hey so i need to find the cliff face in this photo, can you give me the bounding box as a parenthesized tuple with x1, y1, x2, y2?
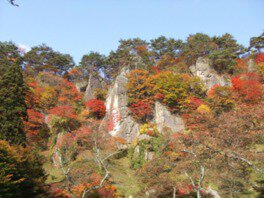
(101, 58, 233, 142)
(101, 69, 188, 143)
(189, 57, 230, 89)
(84, 74, 103, 101)
(102, 68, 139, 143)
(154, 102, 185, 133)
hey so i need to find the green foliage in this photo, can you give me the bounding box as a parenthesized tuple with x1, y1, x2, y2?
(79, 51, 106, 79)
(129, 134, 165, 169)
(24, 44, 75, 75)
(210, 33, 244, 74)
(152, 72, 205, 113)
(150, 36, 184, 59)
(0, 42, 27, 145)
(0, 140, 46, 197)
(127, 70, 206, 115)
(249, 32, 264, 53)
(183, 33, 216, 65)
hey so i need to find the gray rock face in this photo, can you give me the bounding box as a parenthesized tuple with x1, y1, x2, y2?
(84, 74, 103, 101)
(102, 68, 139, 143)
(189, 58, 230, 89)
(154, 102, 185, 133)
(205, 188, 221, 198)
(247, 59, 256, 72)
(75, 81, 88, 92)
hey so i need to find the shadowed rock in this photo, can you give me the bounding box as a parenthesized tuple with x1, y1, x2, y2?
(190, 58, 230, 89)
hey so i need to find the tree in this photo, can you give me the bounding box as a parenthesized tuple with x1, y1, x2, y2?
(0, 42, 27, 145)
(24, 109, 49, 149)
(210, 33, 245, 74)
(129, 101, 153, 123)
(24, 44, 75, 75)
(183, 33, 216, 65)
(249, 32, 264, 53)
(150, 36, 184, 60)
(105, 39, 151, 80)
(231, 72, 263, 103)
(84, 99, 106, 119)
(126, 69, 155, 106)
(208, 84, 235, 114)
(0, 140, 46, 197)
(79, 52, 106, 78)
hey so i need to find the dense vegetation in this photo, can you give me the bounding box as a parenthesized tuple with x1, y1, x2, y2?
(0, 32, 263, 197)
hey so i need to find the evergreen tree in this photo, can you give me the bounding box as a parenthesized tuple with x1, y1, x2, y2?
(0, 42, 27, 145)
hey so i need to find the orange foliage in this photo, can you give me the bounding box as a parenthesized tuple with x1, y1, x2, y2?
(84, 99, 106, 119)
(49, 105, 77, 120)
(255, 53, 264, 64)
(129, 101, 152, 122)
(24, 109, 46, 144)
(232, 72, 263, 103)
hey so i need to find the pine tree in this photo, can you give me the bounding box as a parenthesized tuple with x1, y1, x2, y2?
(0, 42, 27, 145)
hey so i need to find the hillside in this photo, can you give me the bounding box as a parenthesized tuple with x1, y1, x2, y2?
(0, 32, 264, 198)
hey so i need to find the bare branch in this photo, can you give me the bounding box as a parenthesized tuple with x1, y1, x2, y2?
(228, 153, 264, 174)
(7, 0, 19, 6)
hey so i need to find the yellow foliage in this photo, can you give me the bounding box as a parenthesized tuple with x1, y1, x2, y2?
(197, 104, 211, 114)
(139, 123, 158, 136)
(38, 86, 58, 109)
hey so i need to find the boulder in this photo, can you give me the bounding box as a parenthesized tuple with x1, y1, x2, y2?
(189, 58, 230, 89)
(154, 102, 185, 133)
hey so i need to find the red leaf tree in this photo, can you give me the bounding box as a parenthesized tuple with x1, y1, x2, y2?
(231, 72, 263, 103)
(84, 99, 106, 119)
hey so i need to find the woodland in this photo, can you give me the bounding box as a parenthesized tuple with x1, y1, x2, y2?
(0, 25, 264, 198)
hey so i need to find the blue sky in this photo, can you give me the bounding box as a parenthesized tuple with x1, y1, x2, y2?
(0, 0, 263, 63)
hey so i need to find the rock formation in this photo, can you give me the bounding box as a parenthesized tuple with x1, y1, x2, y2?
(102, 67, 139, 143)
(84, 74, 103, 101)
(154, 102, 185, 133)
(189, 57, 230, 89)
(75, 81, 88, 92)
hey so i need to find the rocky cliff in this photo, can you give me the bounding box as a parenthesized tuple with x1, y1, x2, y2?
(154, 102, 185, 133)
(189, 57, 230, 89)
(84, 74, 103, 101)
(101, 68, 139, 143)
(101, 68, 188, 143)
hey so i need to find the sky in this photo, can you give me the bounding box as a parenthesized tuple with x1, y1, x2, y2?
(0, 0, 263, 63)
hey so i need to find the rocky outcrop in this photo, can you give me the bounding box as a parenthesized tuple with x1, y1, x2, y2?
(84, 74, 103, 101)
(247, 59, 256, 72)
(101, 68, 139, 143)
(154, 102, 185, 133)
(75, 81, 88, 92)
(189, 58, 230, 89)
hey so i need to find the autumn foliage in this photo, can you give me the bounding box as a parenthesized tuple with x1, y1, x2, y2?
(84, 98, 106, 119)
(232, 72, 263, 103)
(129, 101, 152, 122)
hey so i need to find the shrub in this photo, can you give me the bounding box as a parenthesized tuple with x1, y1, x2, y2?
(232, 72, 263, 103)
(208, 85, 235, 114)
(139, 123, 159, 136)
(84, 99, 106, 119)
(129, 101, 152, 123)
